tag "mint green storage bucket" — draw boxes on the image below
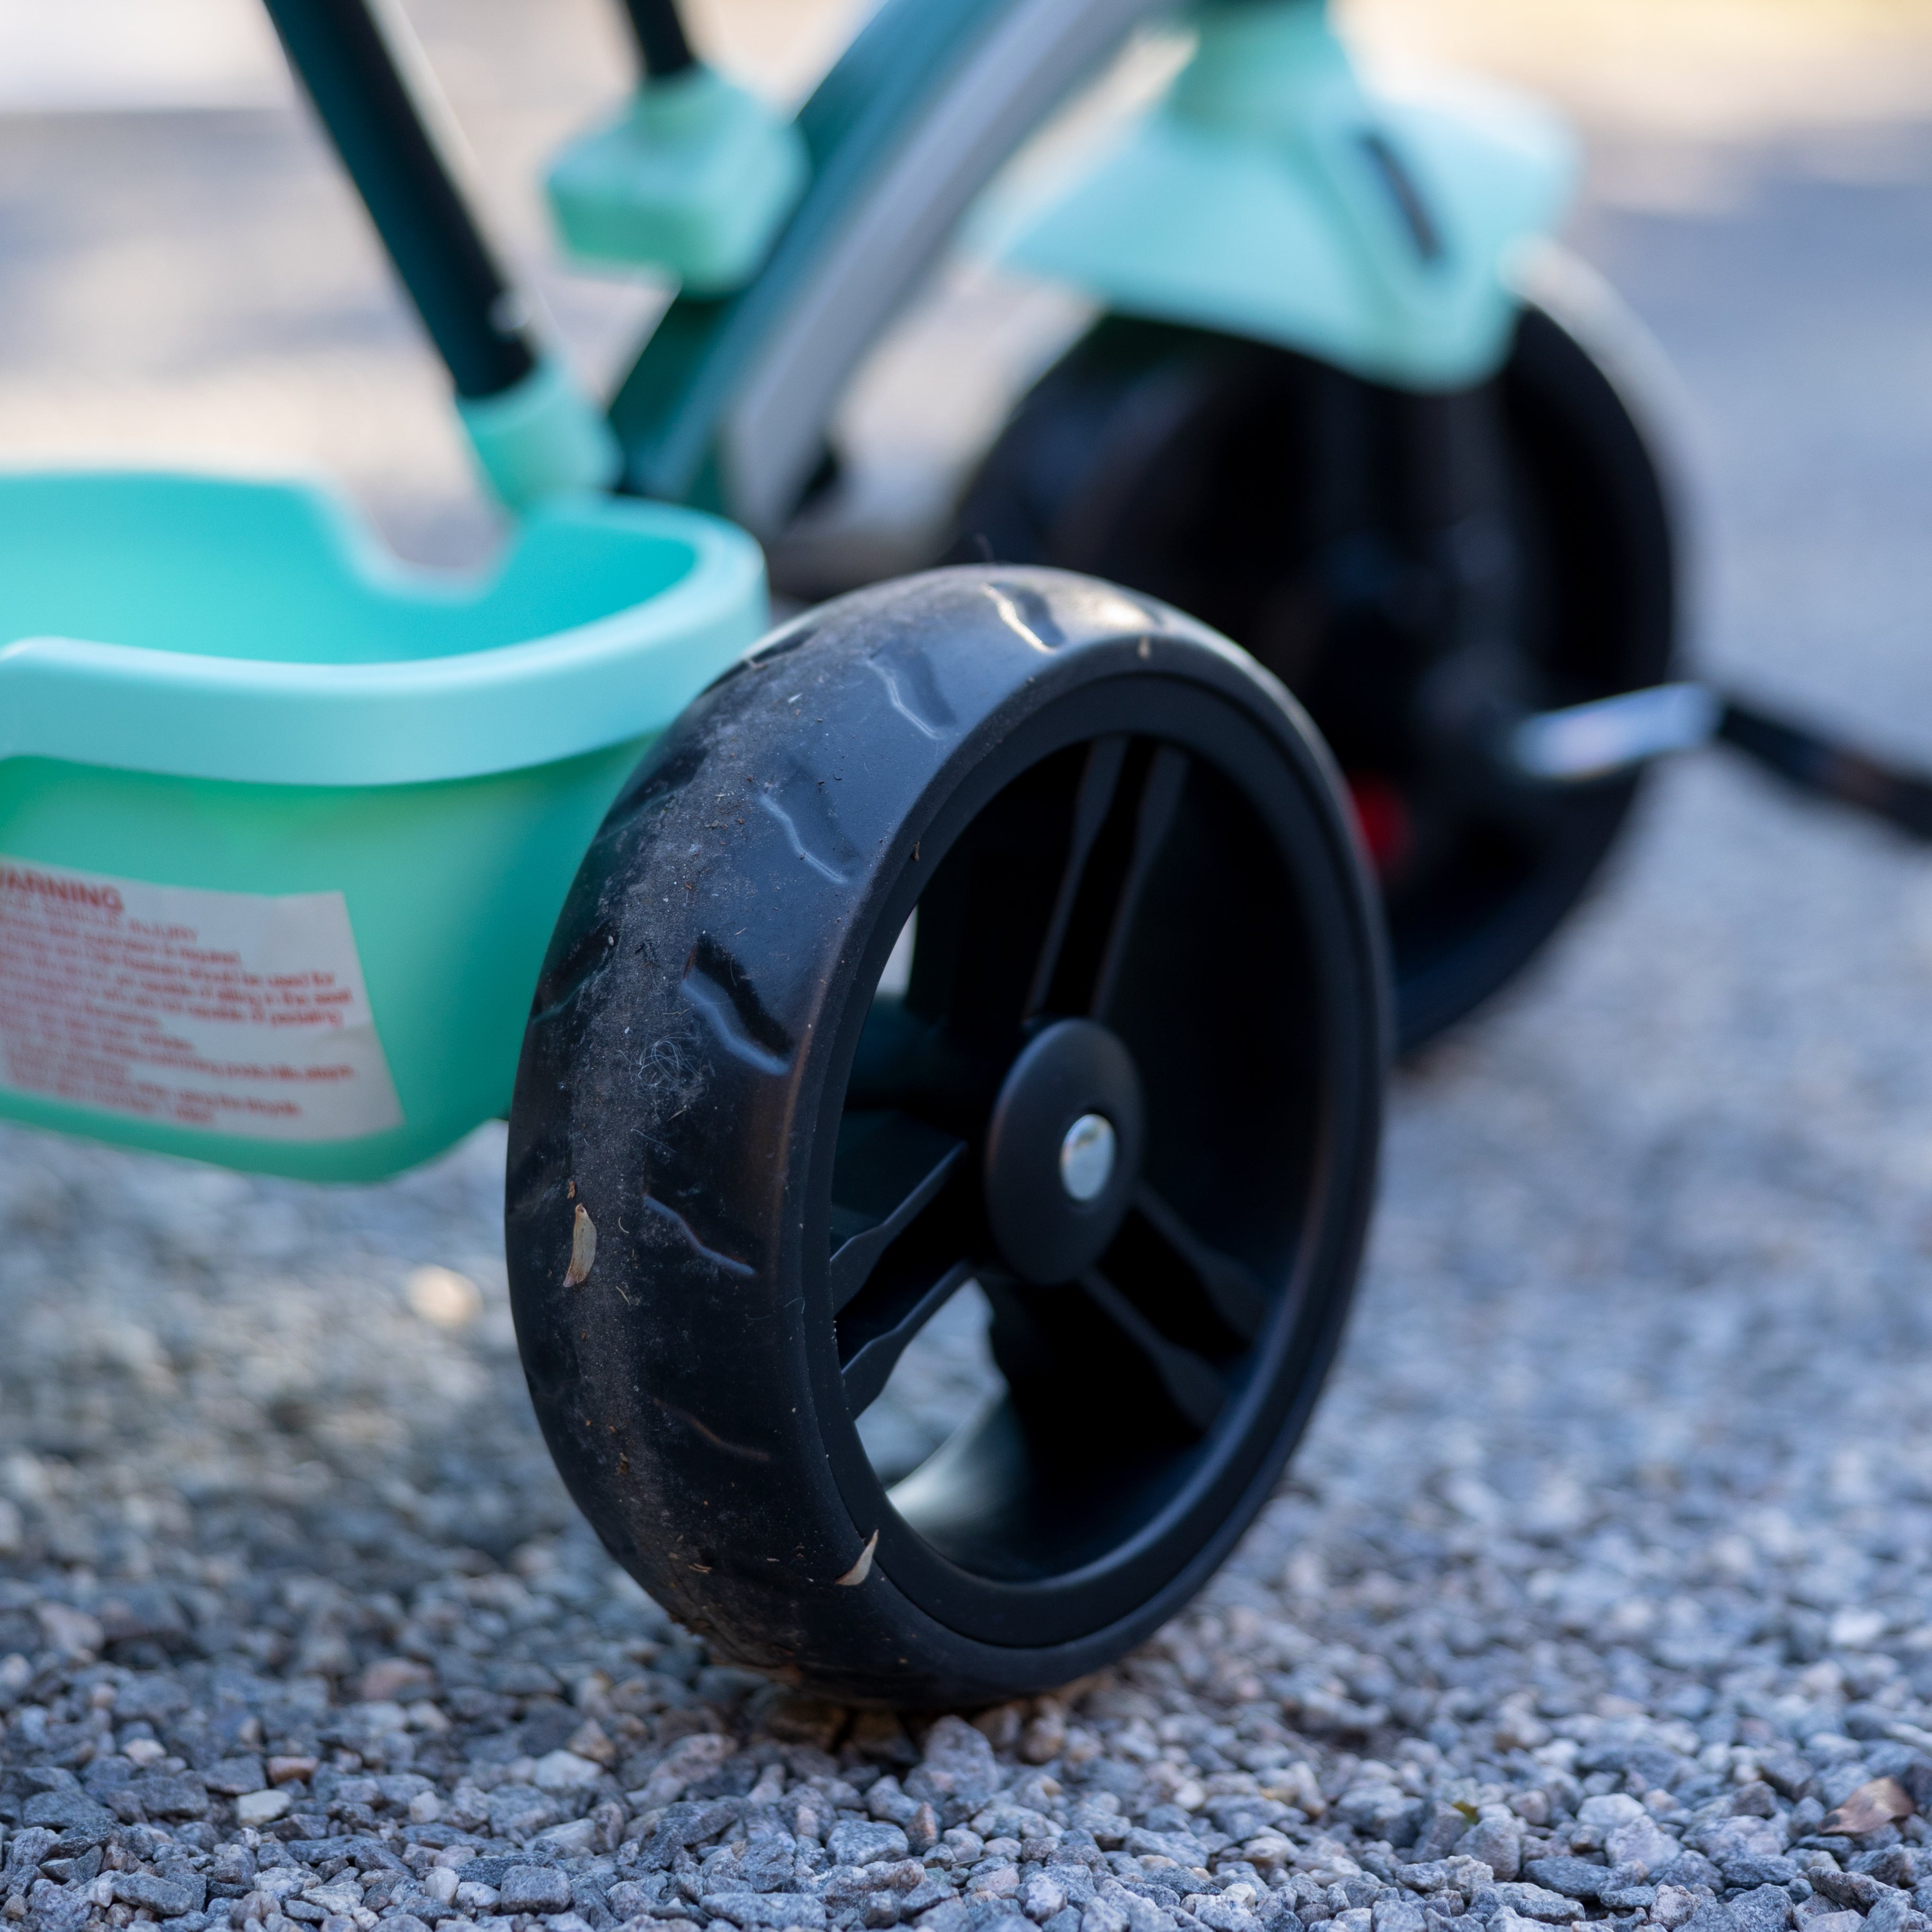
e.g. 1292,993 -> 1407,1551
0,471 -> 766,1182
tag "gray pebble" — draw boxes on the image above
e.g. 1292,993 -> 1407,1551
827,1823 -> 912,1870
498,1867 -> 573,1915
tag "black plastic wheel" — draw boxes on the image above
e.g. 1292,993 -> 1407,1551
505,565 -> 1387,1704
952,284 -> 1677,1052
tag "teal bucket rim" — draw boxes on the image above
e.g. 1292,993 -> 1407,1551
0,468 -> 768,788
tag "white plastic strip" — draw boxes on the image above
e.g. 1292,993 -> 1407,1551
1508,681 -> 1719,783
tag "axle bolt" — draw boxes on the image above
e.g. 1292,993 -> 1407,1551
1059,1113 -> 1117,1204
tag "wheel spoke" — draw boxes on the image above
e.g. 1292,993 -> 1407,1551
1078,1270 -> 1225,1435
1037,743 -> 1192,1021
831,1112 -> 981,1419
1098,746 -> 1193,1017
900,752 -> 1080,1040
1124,1185 -> 1268,1343
828,1110 -> 969,1312
1024,736 -> 1128,1018
839,1255 -> 979,1418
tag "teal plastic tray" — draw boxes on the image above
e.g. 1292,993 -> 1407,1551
0,471 -> 766,1182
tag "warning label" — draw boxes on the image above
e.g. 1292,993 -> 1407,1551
0,856 -> 403,1142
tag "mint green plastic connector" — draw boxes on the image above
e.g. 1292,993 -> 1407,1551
545,64 -> 809,294
457,354 -> 623,512
987,0 -> 1577,395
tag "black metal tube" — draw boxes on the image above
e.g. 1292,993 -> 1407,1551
623,0 -> 697,78
1719,697 -> 1932,842
262,0 -> 536,399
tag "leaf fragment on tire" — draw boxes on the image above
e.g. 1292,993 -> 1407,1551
835,1529 -> 879,1587
1823,1776 -> 1913,1835
565,1201 -> 597,1286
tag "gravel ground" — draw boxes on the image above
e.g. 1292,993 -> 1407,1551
12,48 -> 1932,1932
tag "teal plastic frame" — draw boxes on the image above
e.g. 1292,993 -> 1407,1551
603,0 -> 1573,534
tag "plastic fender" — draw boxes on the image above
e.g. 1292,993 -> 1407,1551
989,0 -> 1578,393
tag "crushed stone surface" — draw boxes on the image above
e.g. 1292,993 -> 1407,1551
10,71 -> 1932,1932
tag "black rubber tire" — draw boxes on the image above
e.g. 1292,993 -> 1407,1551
952,294 -> 1677,1054
505,565 -> 1387,1705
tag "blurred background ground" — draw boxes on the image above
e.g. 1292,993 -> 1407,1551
7,0 -> 1932,1813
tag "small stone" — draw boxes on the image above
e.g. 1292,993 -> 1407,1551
1489,1887 -> 1578,1924
20,1793 -> 114,1836
531,1817 -> 602,1859
497,1867 -> 573,1915
24,1883 -> 89,1932
1455,1819 -> 1519,1886
1601,1886 -> 1659,1913
267,1757 -> 320,1786
1812,1872 -> 1884,1913
1725,1857 -> 1800,1890
907,1719 -> 1001,1825
533,1750 -> 606,1792
204,1757 -> 268,1797
1652,1855 -> 1723,1894
967,1864 -> 1022,1904
1022,1705 -> 1069,1767
35,1604 -> 103,1657
1408,1808 -> 1471,1865
1858,1850 -> 1920,1890
1522,1858 -> 1607,1901
112,1873 -> 198,1918
487,1784 -> 564,1839
566,1719 -> 618,1768
237,1790 -> 293,1828
1369,1904 -> 1425,1932
1607,1815 -> 1679,1873
829,1823 -> 913,1869
904,1879 -> 958,1916
357,1659 -> 436,1704
1577,1798 -> 1645,1832
1026,1875 -> 1070,1924
129,1772 -> 210,1820
1189,1902 -> 1264,1932
634,1733 -> 737,1809
1866,1895 -> 1930,1932
703,1895 -> 829,1930
1726,1884 -> 1795,1932
304,1884 -> 363,1919
1761,1757 -> 1818,1802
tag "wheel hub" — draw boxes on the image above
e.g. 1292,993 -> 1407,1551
983,1018 -> 1143,1284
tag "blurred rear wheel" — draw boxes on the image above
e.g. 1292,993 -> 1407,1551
953,268 -> 1678,1050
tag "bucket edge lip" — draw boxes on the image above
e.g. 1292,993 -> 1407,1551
0,470 -> 771,788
